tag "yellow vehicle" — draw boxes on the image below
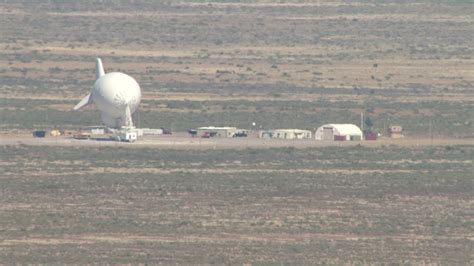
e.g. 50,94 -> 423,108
50,130 -> 61,136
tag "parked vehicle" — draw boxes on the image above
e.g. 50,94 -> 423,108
161,127 -> 172,135
188,129 -> 197,137
73,132 -> 91,140
233,132 -> 248,138
32,130 -> 46,138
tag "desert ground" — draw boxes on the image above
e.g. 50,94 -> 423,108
1,0 -> 473,264
1,143 -> 473,264
1,1 -> 473,136
1,133 -> 474,149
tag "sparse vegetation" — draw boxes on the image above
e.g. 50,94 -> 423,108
1,145 -> 473,263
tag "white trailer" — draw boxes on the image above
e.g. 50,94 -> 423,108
115,130 -> 137,142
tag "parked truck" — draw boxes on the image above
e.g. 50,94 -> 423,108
73,132 -> 91,140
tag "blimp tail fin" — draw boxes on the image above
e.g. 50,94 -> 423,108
96,58 -> 105,79
73,93 -> 93,110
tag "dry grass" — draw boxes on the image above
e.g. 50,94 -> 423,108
1,145 -> 473,263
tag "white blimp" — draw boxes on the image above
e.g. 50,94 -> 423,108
73,58 -> 141,129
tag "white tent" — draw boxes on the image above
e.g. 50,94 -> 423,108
315,124 -> 363,141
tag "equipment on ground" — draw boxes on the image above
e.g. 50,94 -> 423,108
50,130 -> 61,136
114,130 -> 137,142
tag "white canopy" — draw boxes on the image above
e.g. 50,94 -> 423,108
315,124 -> 362,140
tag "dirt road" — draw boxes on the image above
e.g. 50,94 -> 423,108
1,133 -> 472,149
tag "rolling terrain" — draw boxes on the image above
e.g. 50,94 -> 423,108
0,0 -> 473,264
